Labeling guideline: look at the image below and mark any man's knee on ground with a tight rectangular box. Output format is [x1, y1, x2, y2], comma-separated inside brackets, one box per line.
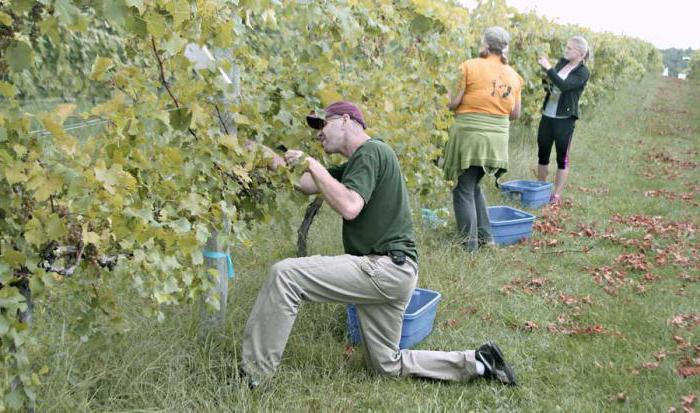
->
[367, 350, 402, 377]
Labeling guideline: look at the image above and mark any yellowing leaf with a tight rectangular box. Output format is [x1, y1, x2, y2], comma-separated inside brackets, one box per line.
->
[27, 174, 63, 202]
[82, 226, 101, 244]
[45, 214, 67, 240]
[232, 113, 251, 125]
[53, 132, 79, 157]
[3, 164, 28, 185]
[218, 134, 238, 150]
[90, 56, 113, 81]
[165, 0, 190, 27]
[1, 250, 26, 267]
[0, 81, 17, 98]
[318, 85, 342, 106]
[13, 144, 27, 157]
[232, 165, 251, 183]
[41, 116, 79, 156]
[55, 103, 77, 123]
[214, 20, 234, 48]
[190, 103, 209, 128]
[24, 217, 44, 246]
[94, 160, 137, 194]
[180, 192, 209, 216]
[162, 147, 183, 166]
[163, 33, 187, 56]
[170, 217, 191, 233]
[261, 8, 277, 28]
[125, 0, 145, 13]
[0, 11, 12, 26]
[91, 94, 125, 116]
[145, 11, 166, 39]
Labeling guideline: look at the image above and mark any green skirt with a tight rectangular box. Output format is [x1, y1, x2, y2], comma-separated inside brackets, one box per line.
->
[442, 113, 510, 183]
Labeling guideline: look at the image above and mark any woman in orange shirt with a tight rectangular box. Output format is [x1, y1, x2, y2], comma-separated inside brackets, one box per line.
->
[444, 26, 523, 251]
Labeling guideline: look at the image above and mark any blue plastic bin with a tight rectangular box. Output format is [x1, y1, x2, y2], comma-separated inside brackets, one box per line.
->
[500, 180, 553, 209]
[347, 288, 442, 349]
[488, 206, 536, 245]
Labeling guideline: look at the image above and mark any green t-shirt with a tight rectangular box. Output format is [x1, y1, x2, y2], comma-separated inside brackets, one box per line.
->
[328, 139, 417, 261]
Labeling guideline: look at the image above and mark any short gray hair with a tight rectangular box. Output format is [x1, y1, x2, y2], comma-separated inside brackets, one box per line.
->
[483, 26, 510, 53]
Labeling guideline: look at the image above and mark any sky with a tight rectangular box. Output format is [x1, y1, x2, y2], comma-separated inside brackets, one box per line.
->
[462, 0, 699, 50]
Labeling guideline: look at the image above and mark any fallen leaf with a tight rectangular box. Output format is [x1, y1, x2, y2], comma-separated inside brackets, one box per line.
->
[528, 278, 546, 287]
[681, 394, 697, 413]
[500, 284, 515, 295]
[682, 394, 697, 406]
[559, 293, 578, 305]
[669, 314, 700, 329]
[678, 367, 700, 378]
[616, 253, 649, 271]
[643, 273, 661, 282]
[459, 306, 478, 315]
[343, 344, 355, 361]
[655, 351, 668, 361]
[679, 273, 700, 282]
[673, 335, 689, 347]
[523, 321, 539, 331]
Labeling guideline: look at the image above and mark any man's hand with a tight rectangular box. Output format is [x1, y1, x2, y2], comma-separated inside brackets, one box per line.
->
[537, 56, 552, 70]
[270, 153, 286, 169]
[244, 139, 286, 170]
[284, 150, 308, 169]
[285, 150, 317, 194]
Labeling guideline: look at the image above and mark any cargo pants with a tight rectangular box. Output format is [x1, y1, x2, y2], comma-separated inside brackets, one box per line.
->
[241, 254, 480, 381]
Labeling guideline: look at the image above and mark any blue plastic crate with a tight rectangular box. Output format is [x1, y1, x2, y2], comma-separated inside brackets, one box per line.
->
[500, 180, 553, 209]
[347, 288, 442, 349]
[488, 205, 536, 245]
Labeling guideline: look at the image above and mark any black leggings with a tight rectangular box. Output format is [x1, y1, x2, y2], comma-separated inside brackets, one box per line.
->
[537, 116, 576, 169]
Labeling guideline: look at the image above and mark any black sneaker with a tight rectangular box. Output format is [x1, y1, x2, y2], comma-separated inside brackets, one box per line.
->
[476, 341, 517, 385]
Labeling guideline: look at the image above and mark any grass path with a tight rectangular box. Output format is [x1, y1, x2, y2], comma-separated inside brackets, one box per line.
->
[38, 76, 699, 412]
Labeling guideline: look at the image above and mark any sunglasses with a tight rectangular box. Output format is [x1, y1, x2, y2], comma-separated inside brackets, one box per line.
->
[309, 115, 344, 130]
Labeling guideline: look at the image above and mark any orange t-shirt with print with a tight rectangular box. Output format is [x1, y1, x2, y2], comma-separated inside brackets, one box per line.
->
[455, 55, 524, 116]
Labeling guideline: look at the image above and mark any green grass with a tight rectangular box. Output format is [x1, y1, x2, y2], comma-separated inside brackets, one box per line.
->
[34, 76, 699, 412]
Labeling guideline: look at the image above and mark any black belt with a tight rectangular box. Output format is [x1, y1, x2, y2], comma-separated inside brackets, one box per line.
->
[388, 250, 407, 265]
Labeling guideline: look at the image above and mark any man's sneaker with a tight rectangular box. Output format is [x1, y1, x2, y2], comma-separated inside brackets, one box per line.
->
[476, 341, 517, 385]
[238, 367, 262, 390]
